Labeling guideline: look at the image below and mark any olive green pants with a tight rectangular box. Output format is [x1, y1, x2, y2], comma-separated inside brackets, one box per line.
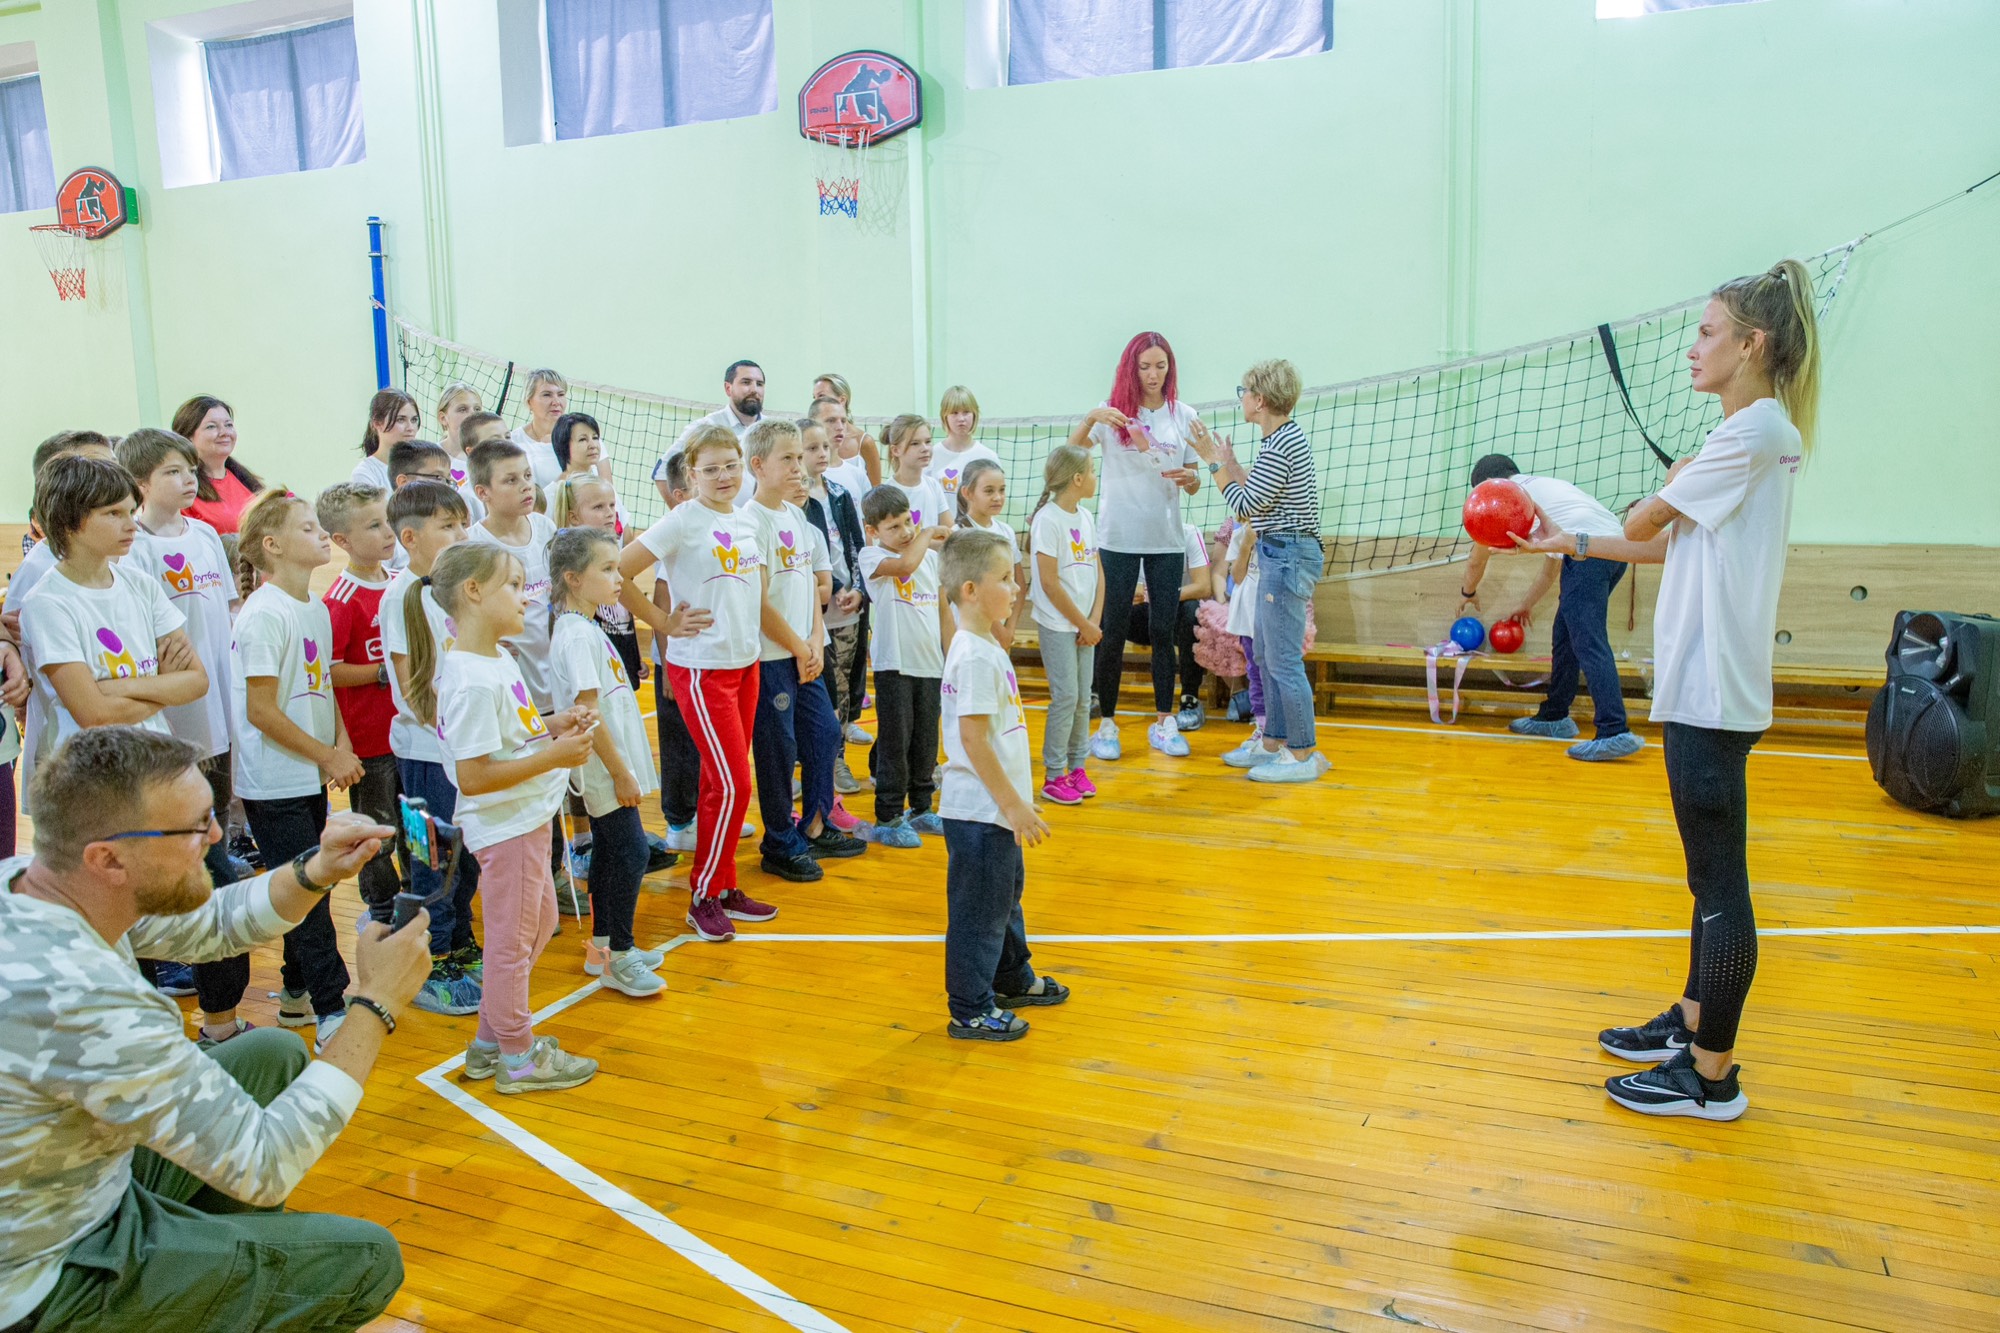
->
[27, 1030, 402, 1333]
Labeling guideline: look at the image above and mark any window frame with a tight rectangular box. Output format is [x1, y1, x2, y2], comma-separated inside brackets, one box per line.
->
[0, 50, 57, 217]
[978, 0, 1336, 89]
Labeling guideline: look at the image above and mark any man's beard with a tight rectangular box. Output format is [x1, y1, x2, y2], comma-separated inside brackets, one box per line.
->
[134, 865, 213, 917]
[736, 395, 764, 418]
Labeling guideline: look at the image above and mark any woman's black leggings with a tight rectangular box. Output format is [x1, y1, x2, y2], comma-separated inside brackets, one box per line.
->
[1664, 722, 1764, 1052]
[1094, 549, 1184, 720]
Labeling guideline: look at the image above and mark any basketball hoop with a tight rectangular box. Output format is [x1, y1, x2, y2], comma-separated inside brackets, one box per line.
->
[30, 224, 92, 302]
[810, 124, 873, 221]
[798, 50, 920, 237]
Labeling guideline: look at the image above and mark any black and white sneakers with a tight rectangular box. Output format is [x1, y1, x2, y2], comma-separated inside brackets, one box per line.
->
[1605, 1049, 1749, 1121]
[1598, 1006, 1695, 1063]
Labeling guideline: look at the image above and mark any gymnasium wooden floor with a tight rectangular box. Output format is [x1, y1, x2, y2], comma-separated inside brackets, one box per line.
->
[186, 699, 1997, 1332]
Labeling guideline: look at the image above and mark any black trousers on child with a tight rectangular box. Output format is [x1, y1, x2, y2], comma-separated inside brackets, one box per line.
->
[870, 669, 940, 824]
[943, 818, 1035, 1021]
[242, 790, 348, 1019]
[1664, 722, 1764, 1052]
[585, 804, 647, 953]
[348, 753, 403, 925]
[192, 753, 249, 1015]
[653, 672, 700, 827]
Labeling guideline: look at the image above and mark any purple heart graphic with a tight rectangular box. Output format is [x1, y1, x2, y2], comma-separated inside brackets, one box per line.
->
[1069, 527, 1081, 543]
[163, 553, 186, 571]
[511, 682, 530, 706]
[912, 510, 924, 526]
[712, 531, 732, 547]
[945, 469, 959, 481]
[778, 529, 795, 548]
[303, 639, 319, 663]
[96, 628, 125, 653]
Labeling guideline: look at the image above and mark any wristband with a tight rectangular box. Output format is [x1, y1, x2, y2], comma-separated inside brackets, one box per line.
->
[289, 847, 331, 895]
[1460, 588, 1477, 600]
[345, 995, 396, 1035]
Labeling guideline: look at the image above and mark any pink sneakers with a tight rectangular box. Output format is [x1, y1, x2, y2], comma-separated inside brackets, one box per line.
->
[1041, 773, 1082, 805]
[1068, 768, 1098, 798]
[827, 795, 861, 833]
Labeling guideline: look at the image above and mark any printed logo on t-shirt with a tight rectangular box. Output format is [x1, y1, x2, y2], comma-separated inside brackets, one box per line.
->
[450, 464, 469, 487]
[513, 681, 548, 737]
[522, 575, 552, 605]
[707, 530, 761, 583]
[605, 643, 630, 693]
[1067, 527, 1094, 565]
[298, 639, 329, 699]
[158, 551, 224, 600]
[94, 628, 143, 679]
[939, 468, 960, 495]
[775, 528, 812, 574]
[911, 508, 926, 528]
[1003, 668, 1027, 736]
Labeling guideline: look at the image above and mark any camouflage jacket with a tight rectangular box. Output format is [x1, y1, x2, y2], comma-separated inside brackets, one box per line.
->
[0, 857, 363, 1323]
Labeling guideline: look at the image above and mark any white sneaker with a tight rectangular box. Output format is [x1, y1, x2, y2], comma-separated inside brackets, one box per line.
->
[665, 822, 697, 852]
[603, 950, 667, 997]
[739, 820, 756, 840]
[1089, 719, 1121, 761]
[276, 987, 314, 1028]
[844, 722, 872, 745]
[314, 1011, 345, 1054]
[1222, 733, 1282, 768]
[1148, 716, 1190, 758]
[1248, 750, 1332, 784]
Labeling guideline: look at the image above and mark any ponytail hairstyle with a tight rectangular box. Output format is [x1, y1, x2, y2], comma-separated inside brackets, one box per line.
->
[1106, 331, 1178, 444]
[1030, 444, 1092, 525]
[403, 541, 518, 726]
[883, 413, 930, 470]
[234, 488, 311, 595]
[1712, 258, 1821, 454]
[171, 395, 264, 502]
[547, 525, 619, 618]
[549, 473, 617, 530]
[362, 389, 419, 458]
[954, 457, 1006, 525]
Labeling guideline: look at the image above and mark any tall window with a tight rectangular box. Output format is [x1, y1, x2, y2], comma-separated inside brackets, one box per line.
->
[203, 17, 366, 181]
[0, 73, 55, 214]
[546, 0, 776, 141]
[1006, 0, 1332, 86]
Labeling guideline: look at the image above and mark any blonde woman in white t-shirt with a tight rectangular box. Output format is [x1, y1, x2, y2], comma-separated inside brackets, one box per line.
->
[411, 541, 601, 1093]
[1066, 331, 1204, 761]
[1513, 259, 1820, 1122]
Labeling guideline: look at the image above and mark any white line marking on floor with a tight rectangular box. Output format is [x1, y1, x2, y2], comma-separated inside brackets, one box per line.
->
[415, 938, 851, 1333]
[741, 925, 2000, 945]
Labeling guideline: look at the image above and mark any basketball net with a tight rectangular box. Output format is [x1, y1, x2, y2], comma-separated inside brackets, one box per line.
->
[809, 124, 906, 236]
[30, 224, 92, 303]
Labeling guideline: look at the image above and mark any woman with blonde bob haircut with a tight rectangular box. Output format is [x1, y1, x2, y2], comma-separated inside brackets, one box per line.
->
[1513, 258, 1821, 1121]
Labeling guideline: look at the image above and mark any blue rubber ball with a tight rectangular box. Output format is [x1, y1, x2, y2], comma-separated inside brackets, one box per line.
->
[1450, 616, 1485, 652]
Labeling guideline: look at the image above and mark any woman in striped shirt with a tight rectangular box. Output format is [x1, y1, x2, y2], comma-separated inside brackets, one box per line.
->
[1189, 359, 1327, 785]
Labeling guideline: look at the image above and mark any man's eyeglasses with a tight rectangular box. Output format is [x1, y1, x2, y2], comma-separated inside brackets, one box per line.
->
[101, 808, 220, 843]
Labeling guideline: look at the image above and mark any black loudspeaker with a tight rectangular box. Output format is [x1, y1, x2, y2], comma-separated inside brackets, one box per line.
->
[1865, 611, 2000, 818]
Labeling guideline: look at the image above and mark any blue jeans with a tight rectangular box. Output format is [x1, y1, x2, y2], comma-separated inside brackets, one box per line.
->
[1252, 532, 1324, 752]
[1538, 556, 1630, 738]
[943, 819, 1036, 1021]
[751, 657, 841, 859]
[397, 757, 482, 956]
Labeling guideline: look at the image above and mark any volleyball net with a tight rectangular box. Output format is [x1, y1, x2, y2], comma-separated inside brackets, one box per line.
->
[393, 240, 1859, 578]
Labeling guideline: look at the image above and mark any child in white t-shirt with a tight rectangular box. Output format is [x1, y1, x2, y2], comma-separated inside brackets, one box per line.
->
[117, 428, 251, 1043]
[744, 421, 865, 881]
[17, 455, 206, 814]
[415, 540, 600, 1093]
[621, 425, 771, 943]
[548, 527, 667, 998]
[452, 412, 509, 525]
[1027, 446, 1104, 805]
[925, 385, 1002, 510]
[954, 457, 1026, 647]
[378, 481, 485, 1015]
[937, 526, 1064, 1041]
[230, 490, 362, 1051]
[884, 414, 953, 533]
[857, 482, 951, 847]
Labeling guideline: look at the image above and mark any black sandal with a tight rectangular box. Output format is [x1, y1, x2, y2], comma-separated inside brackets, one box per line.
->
[948, 1007, 1028, 1041]
[996, 975, 1070, 1009]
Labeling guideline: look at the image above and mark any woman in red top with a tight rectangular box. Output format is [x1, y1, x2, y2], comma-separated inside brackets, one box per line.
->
[174, 395, 264, 537]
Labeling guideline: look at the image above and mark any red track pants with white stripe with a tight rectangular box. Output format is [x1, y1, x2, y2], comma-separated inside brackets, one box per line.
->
[667, 661, 759, 901]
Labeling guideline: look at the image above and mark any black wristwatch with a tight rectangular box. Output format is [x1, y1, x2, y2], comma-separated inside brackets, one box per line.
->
[289, 847, 331, 894]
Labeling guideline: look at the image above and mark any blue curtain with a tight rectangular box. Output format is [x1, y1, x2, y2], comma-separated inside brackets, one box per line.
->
[1009, 0, 1331, 85]
[547, 0, 775, 141]
[0, 74, 56, 214]
[205, 18, 366, 181]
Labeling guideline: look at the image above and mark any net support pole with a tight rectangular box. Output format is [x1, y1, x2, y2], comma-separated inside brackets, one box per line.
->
[903, 1, 933, 408]
[368, 216, 391, 390]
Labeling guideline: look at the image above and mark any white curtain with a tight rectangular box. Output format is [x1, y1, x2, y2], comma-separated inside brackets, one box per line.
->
[205, 18, 367, 181]
[0, 73, 55, 214]
[1009, 0, 1331, 84]
[548, 0, 775, 141]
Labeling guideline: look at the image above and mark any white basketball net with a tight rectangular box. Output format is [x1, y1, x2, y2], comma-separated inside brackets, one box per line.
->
[809, 127, 905, 236]
[30, 224, 91, 302]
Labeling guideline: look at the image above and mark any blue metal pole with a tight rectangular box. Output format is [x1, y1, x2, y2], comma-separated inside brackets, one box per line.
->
[367, 216, 390, 389]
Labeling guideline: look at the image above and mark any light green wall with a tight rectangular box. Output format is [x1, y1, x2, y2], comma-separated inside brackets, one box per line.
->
[3, 0, 1995, 546]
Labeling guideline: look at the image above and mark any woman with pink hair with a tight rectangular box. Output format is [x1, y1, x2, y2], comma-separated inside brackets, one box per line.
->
[1064, 332, 1204, 761]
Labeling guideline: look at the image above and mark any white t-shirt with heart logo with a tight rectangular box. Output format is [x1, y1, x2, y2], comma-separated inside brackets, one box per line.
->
[634, 501, 767, 671]
[231, 583, 338, 801]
